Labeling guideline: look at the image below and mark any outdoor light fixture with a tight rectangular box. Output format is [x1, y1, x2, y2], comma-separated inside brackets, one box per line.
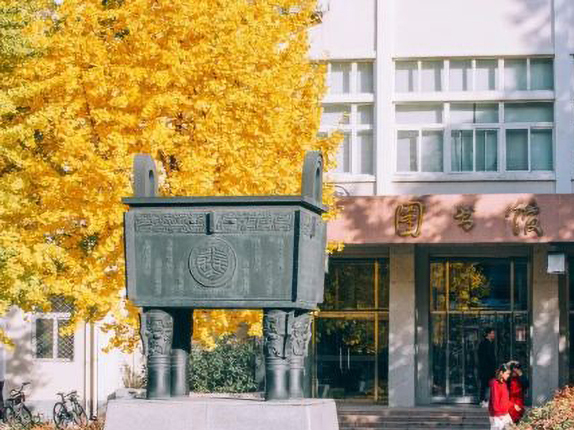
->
[547, 245, 566, 274]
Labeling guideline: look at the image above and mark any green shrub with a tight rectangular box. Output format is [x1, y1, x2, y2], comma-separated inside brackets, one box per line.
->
[517, 386, 574, 430]
[189, 335, 260, 393]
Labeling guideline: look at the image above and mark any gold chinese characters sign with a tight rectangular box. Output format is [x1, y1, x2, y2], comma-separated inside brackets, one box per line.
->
[505, 200, 543, 237]
[395, 201, 424, 237]
[453, 205, 475, 232]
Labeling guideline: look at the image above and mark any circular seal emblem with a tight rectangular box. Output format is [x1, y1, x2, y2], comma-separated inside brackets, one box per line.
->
[188, 237, 236, 287]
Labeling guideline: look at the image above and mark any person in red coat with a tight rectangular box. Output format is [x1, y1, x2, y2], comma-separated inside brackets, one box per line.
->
[508, 361, 528, 423]
[488, 363, 512, 430]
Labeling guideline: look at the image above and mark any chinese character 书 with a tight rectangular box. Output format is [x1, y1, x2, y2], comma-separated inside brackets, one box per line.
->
[453, 205, 475, 232]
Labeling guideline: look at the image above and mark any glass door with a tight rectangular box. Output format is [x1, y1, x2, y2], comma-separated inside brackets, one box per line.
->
[313, 259, 389, 403]
[569, 259, 574, 384]
[430, 258, 529, 403]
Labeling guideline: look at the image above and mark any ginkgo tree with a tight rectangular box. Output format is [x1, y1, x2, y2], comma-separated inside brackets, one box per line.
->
[0, 0, 341, 350]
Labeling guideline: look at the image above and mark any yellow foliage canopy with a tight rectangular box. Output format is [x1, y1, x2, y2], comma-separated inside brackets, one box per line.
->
[0, 0, 341, 350]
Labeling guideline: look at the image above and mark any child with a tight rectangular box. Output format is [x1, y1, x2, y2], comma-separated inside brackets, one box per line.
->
[488, 363, 513, 430]
[508, 361, 528, 424]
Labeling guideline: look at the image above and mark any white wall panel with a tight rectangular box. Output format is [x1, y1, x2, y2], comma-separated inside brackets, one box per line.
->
[309, 0, 376, 59]
[3, 308, 86, 416]
[394, 0, 553, 57]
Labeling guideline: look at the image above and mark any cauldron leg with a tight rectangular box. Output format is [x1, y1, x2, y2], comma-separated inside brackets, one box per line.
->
[142, 309, 174, 399]
[288, 311, 313, 399]
[263, 309, 290, 400]
[169, 308, 193, 397]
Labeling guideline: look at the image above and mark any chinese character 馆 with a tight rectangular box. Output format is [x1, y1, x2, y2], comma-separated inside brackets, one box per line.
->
[506, 200, 543, 237]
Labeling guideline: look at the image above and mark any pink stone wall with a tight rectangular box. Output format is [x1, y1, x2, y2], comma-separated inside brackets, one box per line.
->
[327, 194, 574, 244]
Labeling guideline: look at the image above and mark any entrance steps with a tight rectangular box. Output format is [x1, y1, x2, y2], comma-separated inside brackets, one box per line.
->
[337, 405, 490, 430]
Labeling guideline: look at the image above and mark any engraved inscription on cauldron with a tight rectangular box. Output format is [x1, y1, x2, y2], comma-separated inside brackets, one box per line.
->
[212, 211, 293, 233]
[188, 237, 237, 287]
[135, 212, 206, 234]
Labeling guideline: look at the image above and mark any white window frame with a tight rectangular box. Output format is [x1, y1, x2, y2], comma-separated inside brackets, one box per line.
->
[32, 312, 74, 362]
[323, 60, 376, 180]
[393, 101, 555, 180]
[395, 126, 444, 173]
[503, 126, 554, 172]
[449, 128, 499, 173]
[394, 56, 554, 94]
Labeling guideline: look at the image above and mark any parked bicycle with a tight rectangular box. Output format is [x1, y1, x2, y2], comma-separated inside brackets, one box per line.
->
[3, 382, 33, 428]
[53, 390, 88, 429]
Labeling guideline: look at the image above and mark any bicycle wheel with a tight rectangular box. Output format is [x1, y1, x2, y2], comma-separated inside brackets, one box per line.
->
[18, 404, 33, 428]
[53, 402, 72, 429]
[72, 402, 88, 426]
[3, 406, 17, 426]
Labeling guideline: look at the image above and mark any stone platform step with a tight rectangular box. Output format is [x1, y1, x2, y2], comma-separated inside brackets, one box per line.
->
[337, 405, 490, 430]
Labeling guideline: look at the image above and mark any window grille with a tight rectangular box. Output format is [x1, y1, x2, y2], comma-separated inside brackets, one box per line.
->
[34, 296, 74, 361]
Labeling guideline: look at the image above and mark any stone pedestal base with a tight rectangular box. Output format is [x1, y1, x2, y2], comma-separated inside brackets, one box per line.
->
[104, 398, 339, 430]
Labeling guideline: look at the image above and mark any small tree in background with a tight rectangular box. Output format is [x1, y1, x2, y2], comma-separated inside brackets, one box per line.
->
[0, 0, 340, 350]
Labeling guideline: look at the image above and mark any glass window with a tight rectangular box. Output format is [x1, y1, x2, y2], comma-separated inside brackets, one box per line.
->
[450, 260, 511, 310]
[323, 261, 374, 309]
[34, 297, 75, 361]
[450, 60, 472, 91]
[57, 319, 74, 360]
[421, 130, 443, 172]
[334, 133, 350, 173]
[450, 104, 475, 124]
[451, 103, 498, 124]
[451, 130, 473, 172]
[395, 61, 418, 92]
[378, 260, 390, 309]
[474, 104, 499, 123]
[504, 59, 527, 90]
[324, 61, 375, 177]
[321, 105, 350, 127]
[569, 258, 574, 384]
[35, 318, 54, 359]
[475, 60, 497, 90]
[506, 129, 529, 171]
[571, 308, 574, 378]
[396, 104, 443, 124]
[530, 58, 553, 90]
[329, 62, 351, 94]
[476, 130, 498, 172]
[357, 62, 374, 93]
[505, 102, 553, 123]
[358, 131, 374, 175]
[315, 316, 376, 400]
[397, 130, 418, 172]
[357, 105, 373, 125]
[431, 263, 447, 311]
[421, 61, 443, 92]
[531, 129, 553, 171]
[50, 296, 74, 313]
[323, 260, 390, 311]
[513, 260, 528, 311]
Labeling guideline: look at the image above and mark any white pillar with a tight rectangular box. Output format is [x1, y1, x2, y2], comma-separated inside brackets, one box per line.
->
[388, 245, 416, 406]
[376, 0, 395, 195]
[553, 0, 574, 193]
[531, 245, 560, 405]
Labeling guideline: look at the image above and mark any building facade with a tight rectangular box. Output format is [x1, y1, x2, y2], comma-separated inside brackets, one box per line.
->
[0, 306, 138, 418]
[309, 0, 574, 407]
[2, 0, 574, 414]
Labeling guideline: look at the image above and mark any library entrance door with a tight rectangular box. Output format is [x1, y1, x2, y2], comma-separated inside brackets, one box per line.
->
[429, 258, 530, 403]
